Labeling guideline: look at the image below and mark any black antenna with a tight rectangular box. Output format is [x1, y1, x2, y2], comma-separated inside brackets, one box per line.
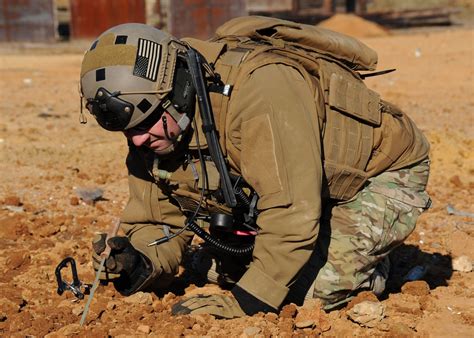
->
[187, 48, 237, 208]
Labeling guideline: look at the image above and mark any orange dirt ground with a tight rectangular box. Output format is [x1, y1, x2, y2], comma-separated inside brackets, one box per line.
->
[0, 25, 473, 337]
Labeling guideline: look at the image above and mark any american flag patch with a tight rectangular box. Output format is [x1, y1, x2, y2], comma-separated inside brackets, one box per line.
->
[133, 38, 161, 81]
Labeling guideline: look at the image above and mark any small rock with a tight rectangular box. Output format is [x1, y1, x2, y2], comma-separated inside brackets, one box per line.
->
[4, 205, 24, 213]
[161, 292, 177, 306]
[378, 322, 390, 332]
[106, 301, 118, 310]
[152, 299, 165, 312]
[74, 187, 104, 204]
[70, 196, 79, 206]
[280, 303, 297, 318]
[391, 322, 414, 336]
[401, 280, 430, 296]
[0, 312, 7, 322]
[72, 305, 83, 316]
[346, 291, 379, 310]
[277, 318, 294, 333]
[181, 316, 196, 329]
[124, 291, 153, 305]
[264, 312, 279, 324]
[295, 319, 315, 329]
[58, 299, 73, 308]
[194, 314, 207, 324]
[60, 323, 82, 336]
[137, 325, 150, 334]
[170, 324, 185, 335]
[449, 175, 463, 188]
[297, 298, 331, 332]
[4, 195, 22, 206]
[347, 301, 385, 328]
[452, 256, 472, 272]
[392, 297, 422, 315]
[6, 251, 30, 270]
[243, 326, 261, 336]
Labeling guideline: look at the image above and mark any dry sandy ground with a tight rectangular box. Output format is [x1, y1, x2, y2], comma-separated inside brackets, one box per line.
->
[0, 26, 473, 337]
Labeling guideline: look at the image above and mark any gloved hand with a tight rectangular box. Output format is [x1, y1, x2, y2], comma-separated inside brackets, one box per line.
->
[172, 294, 246, 319]
[92, 234, 141, 282]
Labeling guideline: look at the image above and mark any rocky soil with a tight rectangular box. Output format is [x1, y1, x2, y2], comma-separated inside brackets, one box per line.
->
[0, 25, 473, 337]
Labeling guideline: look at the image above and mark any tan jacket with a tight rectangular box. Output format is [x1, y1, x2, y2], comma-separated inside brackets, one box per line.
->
[120, 38, 429, 310]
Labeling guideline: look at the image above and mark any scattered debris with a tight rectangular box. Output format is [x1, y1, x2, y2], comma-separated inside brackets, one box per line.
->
[452, 256, 473, 273]
[347, 301, 385, 327]
[74, 187, 104, 204]
[447, 204, 474, 218]
[38, 112, 61, 119]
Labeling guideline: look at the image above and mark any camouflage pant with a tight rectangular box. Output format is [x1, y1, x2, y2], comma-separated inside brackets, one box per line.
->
[191, 160, 431, 310]
[289, 159, 431, 309]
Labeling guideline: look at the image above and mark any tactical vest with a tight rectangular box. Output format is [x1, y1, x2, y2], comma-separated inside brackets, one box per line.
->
[200, 16, 382, 201]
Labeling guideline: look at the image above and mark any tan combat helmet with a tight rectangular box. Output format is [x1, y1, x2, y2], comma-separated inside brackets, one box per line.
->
[80, 23, 191, 131]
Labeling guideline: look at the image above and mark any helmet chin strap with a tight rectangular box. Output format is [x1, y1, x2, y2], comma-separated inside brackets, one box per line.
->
[150, 99, 190, 156]
[162, 99, 190, 131]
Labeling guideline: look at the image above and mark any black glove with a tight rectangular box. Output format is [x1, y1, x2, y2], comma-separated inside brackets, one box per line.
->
[92, 234, 152, 295]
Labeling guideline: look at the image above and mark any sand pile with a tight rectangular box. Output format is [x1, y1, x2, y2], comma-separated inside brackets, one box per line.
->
[318, 14, 390, 38]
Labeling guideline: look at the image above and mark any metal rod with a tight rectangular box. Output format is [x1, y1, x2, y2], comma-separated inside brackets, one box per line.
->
[79, 219, 121, 326]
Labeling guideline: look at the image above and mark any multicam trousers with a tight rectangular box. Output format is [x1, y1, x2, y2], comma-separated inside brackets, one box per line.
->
[289, 159, 431, 309]
[191, 159, 431, 310]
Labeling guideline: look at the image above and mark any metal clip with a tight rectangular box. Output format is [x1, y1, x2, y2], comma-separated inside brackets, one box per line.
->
[78, 82, 88, 124]
[55, 257, 90, 300]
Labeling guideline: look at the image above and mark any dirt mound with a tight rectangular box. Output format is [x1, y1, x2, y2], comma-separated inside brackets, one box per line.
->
[318, 13, 390, 38]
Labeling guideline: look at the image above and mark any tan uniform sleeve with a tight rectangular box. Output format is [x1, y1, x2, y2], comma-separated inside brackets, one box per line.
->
[227, 63, 324, 309]
[120, 148, 194, 290]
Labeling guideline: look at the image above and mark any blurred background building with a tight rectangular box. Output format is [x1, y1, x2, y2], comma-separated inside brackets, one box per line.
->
[0, 0, 466, 42]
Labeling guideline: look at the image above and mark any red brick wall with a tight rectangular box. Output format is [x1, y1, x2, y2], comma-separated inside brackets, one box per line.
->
[70, 0, 146, 39]
[169, 0, 246, 40]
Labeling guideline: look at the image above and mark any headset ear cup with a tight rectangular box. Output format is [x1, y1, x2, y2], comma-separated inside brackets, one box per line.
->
[168, 58, 196, 119]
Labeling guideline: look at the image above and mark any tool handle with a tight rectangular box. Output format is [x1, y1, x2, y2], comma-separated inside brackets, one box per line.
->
[100, 218, 121, 259]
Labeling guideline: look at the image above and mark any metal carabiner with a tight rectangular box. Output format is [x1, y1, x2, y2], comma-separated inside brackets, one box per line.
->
[55, 257, 89, 300]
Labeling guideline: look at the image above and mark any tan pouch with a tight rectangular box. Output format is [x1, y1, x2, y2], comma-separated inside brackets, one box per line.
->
[329, 72, 381, 126]
[214, 16, 378, 71]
